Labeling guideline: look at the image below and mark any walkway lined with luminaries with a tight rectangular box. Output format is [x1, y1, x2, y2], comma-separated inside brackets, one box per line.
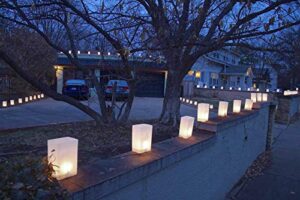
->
[1, 93, 45, 108]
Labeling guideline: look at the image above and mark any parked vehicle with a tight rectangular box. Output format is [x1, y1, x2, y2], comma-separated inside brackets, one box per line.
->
[63, 79, 90, 100]
[105, 80, 129, 100]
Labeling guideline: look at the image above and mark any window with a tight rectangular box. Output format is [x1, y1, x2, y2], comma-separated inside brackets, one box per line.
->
[195, 71, 201, 78]
[237, 77, 240, 85]
[188, 70, 194, 76]
[210, 72, 219, 86]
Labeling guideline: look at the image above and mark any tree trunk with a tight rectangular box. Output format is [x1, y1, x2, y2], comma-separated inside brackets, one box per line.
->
[159, 70, 182, 126]
[120, 80, 136, 122]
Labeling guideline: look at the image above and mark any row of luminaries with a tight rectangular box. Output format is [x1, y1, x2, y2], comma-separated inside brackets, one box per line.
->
[1, 94, 45, 107]
[47, 93, 268, 181]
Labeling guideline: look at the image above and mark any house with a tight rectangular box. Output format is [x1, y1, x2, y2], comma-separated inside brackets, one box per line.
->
[252, 63, 278, 91]
[184, 49, 253, 90]
[54, 52, 167, 97]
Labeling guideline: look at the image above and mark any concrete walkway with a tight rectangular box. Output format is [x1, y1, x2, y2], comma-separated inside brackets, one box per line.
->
[233, 120, 300, 200]
[0, 97, 199, 130]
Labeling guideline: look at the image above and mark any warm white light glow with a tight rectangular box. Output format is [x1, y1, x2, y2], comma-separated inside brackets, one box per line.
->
[98, 52, 101, 55]
[108, 52, 111, 56]
[251, 93, 257, 103]
[212, 86, 216, 89]
[218, 101, 229, 117]
[18, 98, 22, 104]
[276, 89, 280, 93]
[132, 124, 152, 154]
[256, 88, 260, 92]
[229, 87, 232, 90]
[10, 100, 14, 106]
[220, 86, 224, 90]
[77, 50, 80, 54]
[2, 101, 7, 107]
[190, 100, 193, 104]
[88, 51, 91, 55]
[262, 93, 268, 102]
[41, 94, 44, 98]
[182, 98, 185, 102]
[196, 85, 200, 88]
[238, 87, 241, 91]
[194, 101, 198, 106]
[257, 93, 262, 102]
[266, 89, 270, 92]
[233, 100, 242, 113]
[204, 85, 208, 88]
[48, 137, 78, 180]
[29, 96, 33, 101]
[186, 99, 190, 103]
[247, 88, 250, 91]
[25, 97, 29, 102]
[284, 90, 298, 96]
[37, 95, 41, 99]
[197, 103, 210, 122]
[245, 99, 253, 111]
[68, 50, 72, 54]
[33, 95, 37, 100]
[210, 104, 213, 109]
[179, 116, 195, 139]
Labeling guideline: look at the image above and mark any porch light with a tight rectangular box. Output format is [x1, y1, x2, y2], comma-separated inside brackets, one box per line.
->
[29, 96, 33, 101]
[245, 99, 253, 110]
[257, 93, 262, 102]
[250, 93, 257, 103]
[25, 97, 29, 102]
[179, 116, 195, 139]
[197, 103, 210, 122]
[2, 101, 7, 107]
[41, 94, 44, 98]
[262, 93, 268, 102]
[233, 100, 242, 113]
[218, 101, 229, 117]
[296, 88, 299, 91]
[18, 98, 22, 104]
[10, 100, 14, 106]
[48, 137, 78, 180]
[132, 124, 152, 154]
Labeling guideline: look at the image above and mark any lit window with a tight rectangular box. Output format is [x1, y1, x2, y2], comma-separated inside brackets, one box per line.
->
[195, 71, 201, 78]
[188, 70, 194, 76]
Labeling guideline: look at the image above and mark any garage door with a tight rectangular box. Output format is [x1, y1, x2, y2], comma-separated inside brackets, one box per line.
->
[135, 72, 165, 97]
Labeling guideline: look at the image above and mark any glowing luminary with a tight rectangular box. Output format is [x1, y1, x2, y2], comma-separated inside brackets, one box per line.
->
[220, 86, 224, 90]
[2, 101, 7, 107]
[209, 104, 214, 109]
[266, 89, 270, 92]
[77, 50, 80, 54]
[33, 95, 37, 100]
[18, 98, 23, 104]
[180, 97, 182, 101]
[97, 52, 101, 55]
[41, 94, 44, 98]
[197, 103, 210, 122]
[238, 87, 241, 91]
[262, 93, 268, 102]
[233, 100, 242, 113]
[247, 88, 250, 91]
[204, 85, 208, 89]
[179, 116, 195, 139]
[196, 85, 200, 88]
[37, 95, 41, 99]
[182, 98, 185, 102]
[229, 87, 233, 90]
[296, 88, 299, 91]
[48, 137, 78, 180]
[256, 88, 260, 92]
[218, 101, 229, 117]
[25, 97, 29, 102]
[194, 101, 198, 106]
[10, 100, 15, 106]
[68, 50, 72, 54]
[88, 51, 91, 55]
[212, 86, 216, 89]
[251, 93, 257, 103]
[276, 89, 280, 93]
[29, 96, 33, 101]
[132, 124, 152, 154]
[257, 93, 262, 102]
[190, 100, 193, 105]
[244, 99, 253, 111]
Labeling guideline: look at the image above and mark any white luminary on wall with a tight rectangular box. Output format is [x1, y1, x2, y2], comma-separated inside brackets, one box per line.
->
[238, 87, 241, 91]
[25, 97, 29, 102]
[48, 137, 78, 180]
[2, 101, 7, 107]
[189, 100, 193, 104]
[88, 51, 91, 55]
[257, 93, 262, 102]
[29, 96, 33, 101]
[41, 94, 44, 98]
[250, 93, 257, 103]
[37, 95, 41, 99]
[194, 101, 198, 106]
[179, 116, 195, 139]
[233, 100, 242, 113]
[197, 103, 210, 122]
[33, 95, 37, 100]
[180, 97, 182, 101]
[220, 86, 224, 90]
[10, 100, 15, 106]
[186, 99, 190, 103]
[209, 104, 214, 109]
[247, 88, 250, 91]
[244, 99, 253, 110]
[218, 101, 229, 117]
[262, 93, 268, 102]
[256, 88, 260, 92]
[182, 98, 185, 102]
[229, 87, 233, 90]
[77, 50, 80, 54]
[132, 124, 153, 154]
[97, 52, 101, 55]
[276, 89, 280, 93]
[18, 98, 23, 104]
[266, 89, 270, 92]
[68, 50, 72, 54]
[204, 85, 208, 89]
[197, 85, 200, 88]
[212, 86, 216, 89]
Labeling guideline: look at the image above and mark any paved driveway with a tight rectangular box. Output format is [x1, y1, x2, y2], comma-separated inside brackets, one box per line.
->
[0, 97, 198, 130]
